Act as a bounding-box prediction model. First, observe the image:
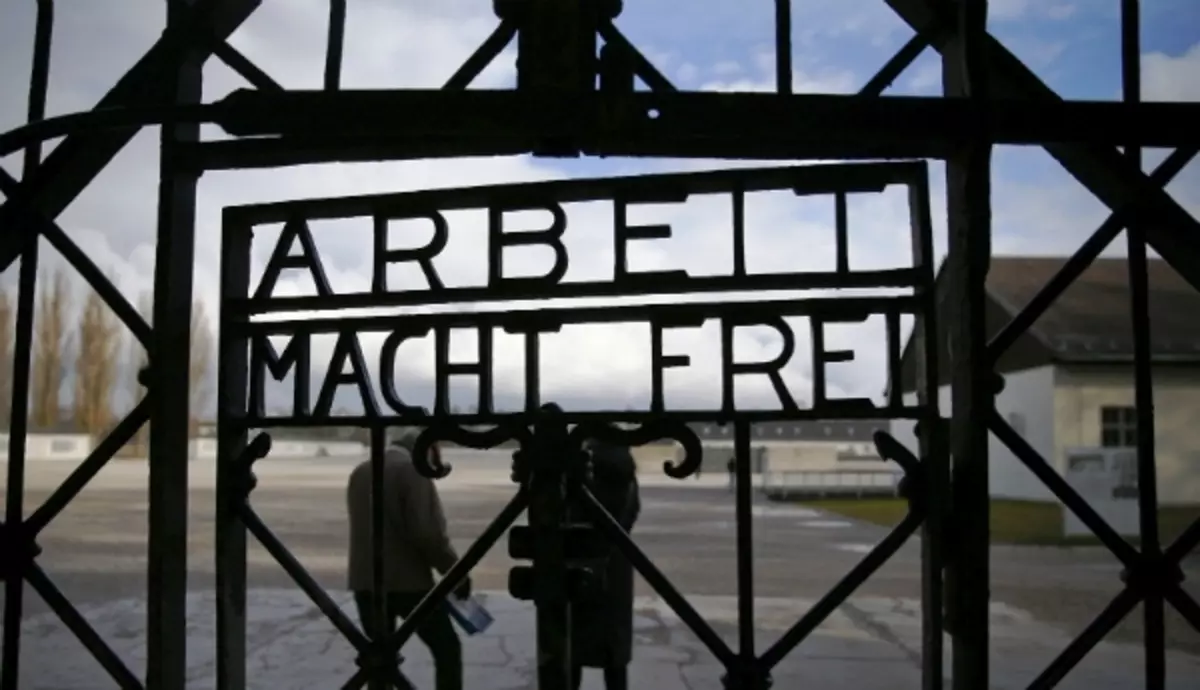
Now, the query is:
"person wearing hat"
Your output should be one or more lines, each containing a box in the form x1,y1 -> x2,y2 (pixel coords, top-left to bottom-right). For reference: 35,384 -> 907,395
346,428 -> 468,690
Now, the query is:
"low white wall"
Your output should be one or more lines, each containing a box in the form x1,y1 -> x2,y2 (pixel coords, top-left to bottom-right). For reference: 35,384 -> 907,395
0,432 -> 94,461
189,438 -> 367,460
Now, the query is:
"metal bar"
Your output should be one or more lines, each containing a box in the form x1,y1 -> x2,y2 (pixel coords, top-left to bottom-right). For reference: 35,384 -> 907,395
238,506 -> 370,649
204,89 -> 1200,147
1163,587 -> 1200,633
367,425 -> 387,690
860,32 -> 928,97
990,413 -> 1141,565
25,401 -> 150,535
324,0 -> 346,91
243,273 -> 920,319
25,563 -> 144,690
1121,1 -> 1164,686
881,0 -> 1200,297
1164,516 -> 1200,565
942,2 -> 990,686
213,41 -> 283,91
761,512 -> 924,669
578,486 -> 738,667
909,164 -> 944,690
596,22 -> 677,92
774,0 -> 792,94
334,487 -> 528,688
2,3 -> 53,685
215,213 -> 253,690
146,3 -> 202,685
0,168 -> 152,346
444,20 -> 519,90
1026,587 -> 1141,690
984,147 -> 1191,362
223,152 -> 910,221
0,0 -> 262,272
733,421 -> 756,682
531,420 -> 572,690
385,488 -> 528,653
247,407 -> 924,428
241,295 -> 920,335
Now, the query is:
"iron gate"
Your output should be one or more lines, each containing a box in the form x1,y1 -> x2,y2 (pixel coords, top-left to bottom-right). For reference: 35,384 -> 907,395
0,0 -> 1197,689
214,161 -> 942,689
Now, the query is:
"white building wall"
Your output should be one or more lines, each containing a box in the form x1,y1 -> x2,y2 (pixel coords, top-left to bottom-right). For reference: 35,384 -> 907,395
0,433 -> 94,461
890,365 -> 1057,501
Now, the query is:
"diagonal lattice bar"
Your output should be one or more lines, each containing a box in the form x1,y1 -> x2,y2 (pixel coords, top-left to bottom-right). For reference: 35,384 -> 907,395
25,401 -> 151,535
0,0 -> 261,272
24,563 -> 143,689
212,41 -> 285,92
989,413 -> 1140,565
597,21 -> 677,92
237,505 -> 370,650
859,32 -> 929,97
444,20 -> 519,90
1026,586 -> 1142,690
987,147 -> 1196,362
882,0 -> 1200,294
760,511 -> 925,670
578,485 -> 738,668
1164,587 -> 1200,634
337,487 -> 530,690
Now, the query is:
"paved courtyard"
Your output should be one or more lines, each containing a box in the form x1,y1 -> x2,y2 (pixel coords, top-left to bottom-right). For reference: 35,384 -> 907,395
3,453 -> 1199,688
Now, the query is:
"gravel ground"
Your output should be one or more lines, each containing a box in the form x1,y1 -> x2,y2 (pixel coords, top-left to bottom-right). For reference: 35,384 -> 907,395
3,456 -> 1198,660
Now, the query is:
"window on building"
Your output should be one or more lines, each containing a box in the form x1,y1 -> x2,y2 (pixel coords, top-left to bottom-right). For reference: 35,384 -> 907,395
1100,406 -> 1137,448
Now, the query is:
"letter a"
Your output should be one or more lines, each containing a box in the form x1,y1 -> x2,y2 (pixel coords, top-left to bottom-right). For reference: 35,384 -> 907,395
253,216 -> 334,300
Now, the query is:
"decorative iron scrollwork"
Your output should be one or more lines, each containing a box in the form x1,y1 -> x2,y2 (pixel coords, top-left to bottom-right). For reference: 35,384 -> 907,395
411,421 -> 533,479
230,432 -> 274,502
569,419 -> 703,479
871,429 -> 924,512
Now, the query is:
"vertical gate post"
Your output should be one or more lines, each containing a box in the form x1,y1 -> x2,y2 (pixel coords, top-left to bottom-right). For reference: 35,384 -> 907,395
942,1 -> 992,688
215,212 -> 253,690
1119,2 -> 1165,686
1,4 -> 53,686
529,405 -> 574,690
910,169 -> 946,690
146,3 -> 205,686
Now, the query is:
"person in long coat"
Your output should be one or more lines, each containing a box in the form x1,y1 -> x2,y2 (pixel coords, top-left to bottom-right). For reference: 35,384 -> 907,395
568,440 -> 641,690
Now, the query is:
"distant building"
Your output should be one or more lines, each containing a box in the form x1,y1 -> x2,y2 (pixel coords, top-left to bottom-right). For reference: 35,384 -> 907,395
891,256 -> 1200,507
631,419 -> 898,497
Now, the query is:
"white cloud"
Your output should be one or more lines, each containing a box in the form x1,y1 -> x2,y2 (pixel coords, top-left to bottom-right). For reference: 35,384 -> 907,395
1143,43 -> 1200,102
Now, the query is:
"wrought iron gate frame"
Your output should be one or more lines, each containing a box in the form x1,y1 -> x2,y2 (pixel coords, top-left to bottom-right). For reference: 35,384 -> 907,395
215,159 -> 941,689
0,0 -> 1196,689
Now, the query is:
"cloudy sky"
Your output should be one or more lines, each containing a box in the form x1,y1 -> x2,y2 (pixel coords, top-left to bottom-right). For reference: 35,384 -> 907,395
1,0 -> 1197,420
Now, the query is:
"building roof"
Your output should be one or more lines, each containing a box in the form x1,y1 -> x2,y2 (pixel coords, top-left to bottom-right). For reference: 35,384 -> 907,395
895,255 -> 1200,394
985,256 -> 1200,360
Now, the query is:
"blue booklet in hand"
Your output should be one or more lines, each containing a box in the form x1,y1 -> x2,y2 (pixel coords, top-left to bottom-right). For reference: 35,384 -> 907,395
447,595 -> 494,636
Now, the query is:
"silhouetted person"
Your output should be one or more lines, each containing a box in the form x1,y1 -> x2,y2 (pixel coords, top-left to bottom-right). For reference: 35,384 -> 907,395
569,440 -> 641,690
726,457 -> 736,492
346,428 -> 468,690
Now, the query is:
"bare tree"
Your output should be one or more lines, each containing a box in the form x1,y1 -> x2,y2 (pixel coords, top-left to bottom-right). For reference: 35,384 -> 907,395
73,278 -> 122,435
189,296 -> 214,437
31,269 -> 72,430
0,286 -> 13,426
